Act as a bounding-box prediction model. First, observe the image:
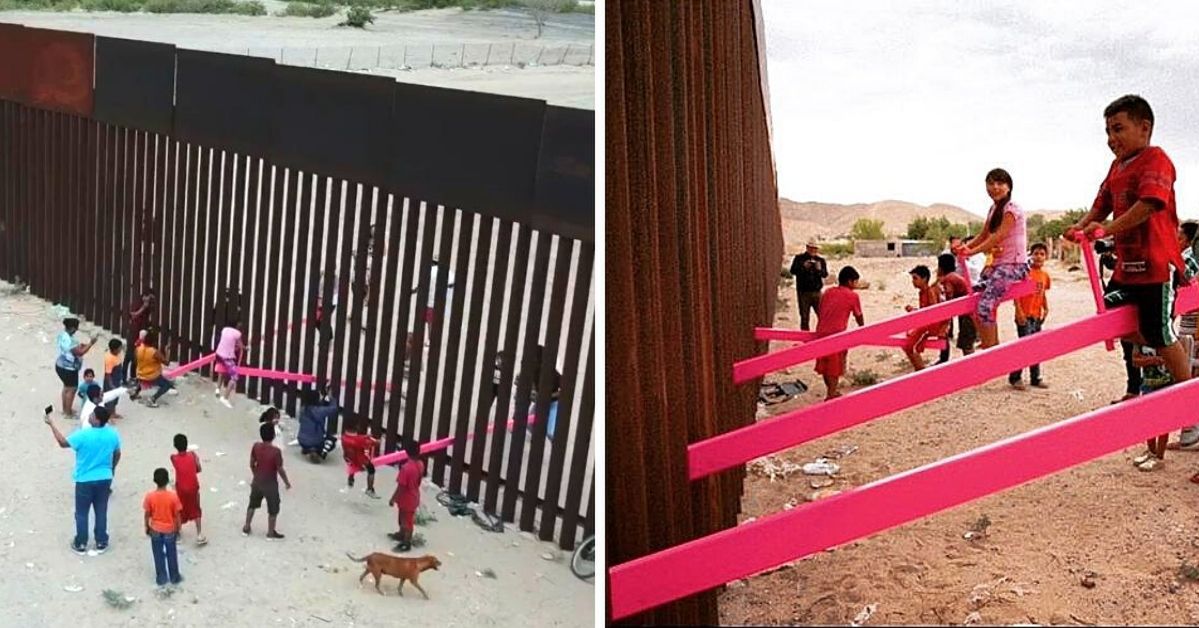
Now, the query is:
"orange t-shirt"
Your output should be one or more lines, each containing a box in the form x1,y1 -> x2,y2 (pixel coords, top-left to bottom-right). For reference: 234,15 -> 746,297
104,352 -> 120,376
1017,267 -> 1051,319
143,489 -> 182,534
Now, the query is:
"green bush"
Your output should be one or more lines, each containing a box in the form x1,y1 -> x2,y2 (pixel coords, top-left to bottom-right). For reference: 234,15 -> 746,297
143,0 -> 265,13
820,242 -> 854,259
80,0 -> 141,11
280,1 -> 336,16
339,4 -> 373,26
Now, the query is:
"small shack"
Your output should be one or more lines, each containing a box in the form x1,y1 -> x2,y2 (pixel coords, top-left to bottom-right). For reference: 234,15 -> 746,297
853,239 -> 938,258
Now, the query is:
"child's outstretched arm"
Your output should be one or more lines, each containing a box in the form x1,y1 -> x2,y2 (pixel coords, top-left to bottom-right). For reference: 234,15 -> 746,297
193,451 -> 202,474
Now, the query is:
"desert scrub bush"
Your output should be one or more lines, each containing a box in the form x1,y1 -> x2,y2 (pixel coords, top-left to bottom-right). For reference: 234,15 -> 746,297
144,0 -> 265,13
848,370 -> 878,386
339,4 -> 373,25
80,0 -> 141,11
280,1 -> 335,16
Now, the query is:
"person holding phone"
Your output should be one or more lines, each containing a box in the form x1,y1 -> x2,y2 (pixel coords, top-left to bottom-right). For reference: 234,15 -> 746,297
45,404 -> 122,555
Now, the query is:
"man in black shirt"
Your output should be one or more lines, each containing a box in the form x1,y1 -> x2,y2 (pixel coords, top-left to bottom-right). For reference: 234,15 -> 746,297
789,241 -> 829,331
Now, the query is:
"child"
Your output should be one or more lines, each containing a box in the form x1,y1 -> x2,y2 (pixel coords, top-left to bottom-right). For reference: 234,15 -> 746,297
79,383 -> 127,431
130,330 -> 173,407
389,440 -> 425,552
77,369 -> 97,405
1169,221 -> 1199,451
170,434 -> 206,546
813,266 -> 865,400
341,419 -> 380,498
243,422 -> 291,539
1071,95 -> 1191,405
298,388 -> 340,463
955,168 -> 1029,350
214,317 -> 246,409
259,407 -> 281,426
103,339 -> 125,419
143,468 -> 183,587
934,253 -> 975,364
1131,344 -> 1172,471
902,265 -> 947,371
1009,243 -> 1052,390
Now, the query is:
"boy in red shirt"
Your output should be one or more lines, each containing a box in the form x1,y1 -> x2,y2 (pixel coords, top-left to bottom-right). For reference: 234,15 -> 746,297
814,266 -> 865,400
342,420 -> 380,499
170,433 -> 206,546
389,440 -> 425,552
934,253 -> 975,364
902,265 -> 947,372
1072,94 -> 1191,402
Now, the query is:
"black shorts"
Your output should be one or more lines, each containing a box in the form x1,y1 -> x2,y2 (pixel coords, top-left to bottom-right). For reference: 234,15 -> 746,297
249,484 -> 281,515
1104,281 -> 1177,349
56,366 -> 79,388
956,315 -> 978,351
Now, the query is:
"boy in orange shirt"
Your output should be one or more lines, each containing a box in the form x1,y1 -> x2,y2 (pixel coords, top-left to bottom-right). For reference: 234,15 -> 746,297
1009,243 -> 1051,390
902,265 -> 947,371
143,468 -> 183,587
102,339 -> 125,419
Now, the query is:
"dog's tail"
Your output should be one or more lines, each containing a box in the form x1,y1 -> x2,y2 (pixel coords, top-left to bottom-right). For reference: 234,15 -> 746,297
345,551 -> 369,563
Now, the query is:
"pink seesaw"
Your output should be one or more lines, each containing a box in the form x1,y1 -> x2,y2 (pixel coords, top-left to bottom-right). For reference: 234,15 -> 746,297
371,414 -> 537,466
691,284 -> 1199,479
734,279 -> 1037,383
609,374 -> 1199,619
1067,226 -> 1114,351
754,327 -> 948,350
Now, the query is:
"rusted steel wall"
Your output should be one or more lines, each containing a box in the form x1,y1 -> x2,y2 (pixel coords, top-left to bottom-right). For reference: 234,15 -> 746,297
606,0 -> 782,624
0,29 -> 595,551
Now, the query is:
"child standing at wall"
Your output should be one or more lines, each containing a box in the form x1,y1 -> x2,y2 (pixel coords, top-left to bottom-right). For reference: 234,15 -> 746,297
170,434 -> 206,546
389,440 -> 425,552
902,265 -> 947,372
341,419 -> 380,499
1009,243 -> 1052,390
143,468 -> 183,588
813,266 -> 865,401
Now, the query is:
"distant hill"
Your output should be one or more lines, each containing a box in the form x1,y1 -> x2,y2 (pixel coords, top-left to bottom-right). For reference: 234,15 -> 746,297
777,198 -> 985,247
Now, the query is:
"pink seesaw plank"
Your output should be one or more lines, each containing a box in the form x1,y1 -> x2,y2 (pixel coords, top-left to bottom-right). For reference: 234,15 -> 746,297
213,361 -> 317,384
371,414 -> 537,466
733,280 -> 1037,384
692,285 -> 1199,479
609,375 -> 1199,620
165,353 -> 215,379
754,327 -> 948,350
1076,234 -> 1114,351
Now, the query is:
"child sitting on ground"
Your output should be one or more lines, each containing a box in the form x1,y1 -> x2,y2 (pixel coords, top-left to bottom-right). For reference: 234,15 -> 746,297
389,440 -> 425,552
813,266 -> 865,401
341,419 -> 380,499
1131,344 -> 1172,471
170,434 -> 206,546
77,369 -> 97,405
1009,242 -> 1052,390
143,468 -> 184,588
902,265 -> 947,372
103,339 -> 125,419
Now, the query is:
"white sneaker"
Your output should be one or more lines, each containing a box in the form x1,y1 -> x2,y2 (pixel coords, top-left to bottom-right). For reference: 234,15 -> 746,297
214,387 -> 221,396
219,398 -> 233,409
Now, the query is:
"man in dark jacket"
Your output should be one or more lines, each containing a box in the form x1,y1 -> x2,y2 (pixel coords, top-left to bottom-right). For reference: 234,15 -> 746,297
789,241 -> 829,331
297,388 -> 340,463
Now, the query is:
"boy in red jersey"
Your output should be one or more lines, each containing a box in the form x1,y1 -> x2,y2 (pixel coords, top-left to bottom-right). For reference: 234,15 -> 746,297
170,434 -> 206,546
1071,95 -> 1191,410
389,440 -> 425,552
342,419 -> 380,499
813,266 -> 865,400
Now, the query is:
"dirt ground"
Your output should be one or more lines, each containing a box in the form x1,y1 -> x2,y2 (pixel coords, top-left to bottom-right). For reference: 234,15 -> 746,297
0,6 -> 595,108
0,282 -> 593,627
719,254 -> 1199,626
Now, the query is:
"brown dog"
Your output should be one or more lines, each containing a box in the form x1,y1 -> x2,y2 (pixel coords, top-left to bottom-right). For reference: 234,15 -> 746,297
346,552 -> 441,599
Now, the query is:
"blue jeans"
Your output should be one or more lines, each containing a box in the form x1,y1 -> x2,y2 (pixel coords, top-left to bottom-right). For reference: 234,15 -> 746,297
148,375 -> 174,402
74,479 -> 112,548
1009,318 -> 1044,384
149,531 -> 182,586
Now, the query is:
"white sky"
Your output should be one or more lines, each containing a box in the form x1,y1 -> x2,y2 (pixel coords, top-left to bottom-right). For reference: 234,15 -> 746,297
760,0 -> 1199,218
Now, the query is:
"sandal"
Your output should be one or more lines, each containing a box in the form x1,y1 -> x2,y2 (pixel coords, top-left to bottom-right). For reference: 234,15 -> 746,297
196,536 -> 208,546
1137,457 -> 1163,472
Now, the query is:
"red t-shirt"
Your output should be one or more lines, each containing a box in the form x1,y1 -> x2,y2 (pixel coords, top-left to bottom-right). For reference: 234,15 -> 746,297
938,272 -> 969,300
916,284 -> 948,336
251,442 -> 283,489
342,433 -> 377,466
170,451 -> 200,493
395,459 -> 424,511
1091,146 -> 1183,285
814,286 -> 862,337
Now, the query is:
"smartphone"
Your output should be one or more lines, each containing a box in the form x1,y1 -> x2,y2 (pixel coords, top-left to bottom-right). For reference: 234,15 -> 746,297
44,405 -> 53,416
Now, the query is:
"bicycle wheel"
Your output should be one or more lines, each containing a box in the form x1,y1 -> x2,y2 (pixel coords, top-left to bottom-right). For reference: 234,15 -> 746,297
570,535 -> 595,581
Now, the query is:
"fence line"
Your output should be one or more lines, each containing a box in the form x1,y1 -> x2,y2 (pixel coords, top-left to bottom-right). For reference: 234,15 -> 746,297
230,41 -> 596,71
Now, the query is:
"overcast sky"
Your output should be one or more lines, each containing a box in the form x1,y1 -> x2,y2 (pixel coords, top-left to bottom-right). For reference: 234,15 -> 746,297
760,0 -> 1199,218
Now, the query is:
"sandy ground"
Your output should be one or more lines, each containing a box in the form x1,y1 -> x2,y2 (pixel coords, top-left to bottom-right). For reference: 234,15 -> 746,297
0,281 -> 593,627
719,254 -> 1199,625
0,7 -> 596,108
